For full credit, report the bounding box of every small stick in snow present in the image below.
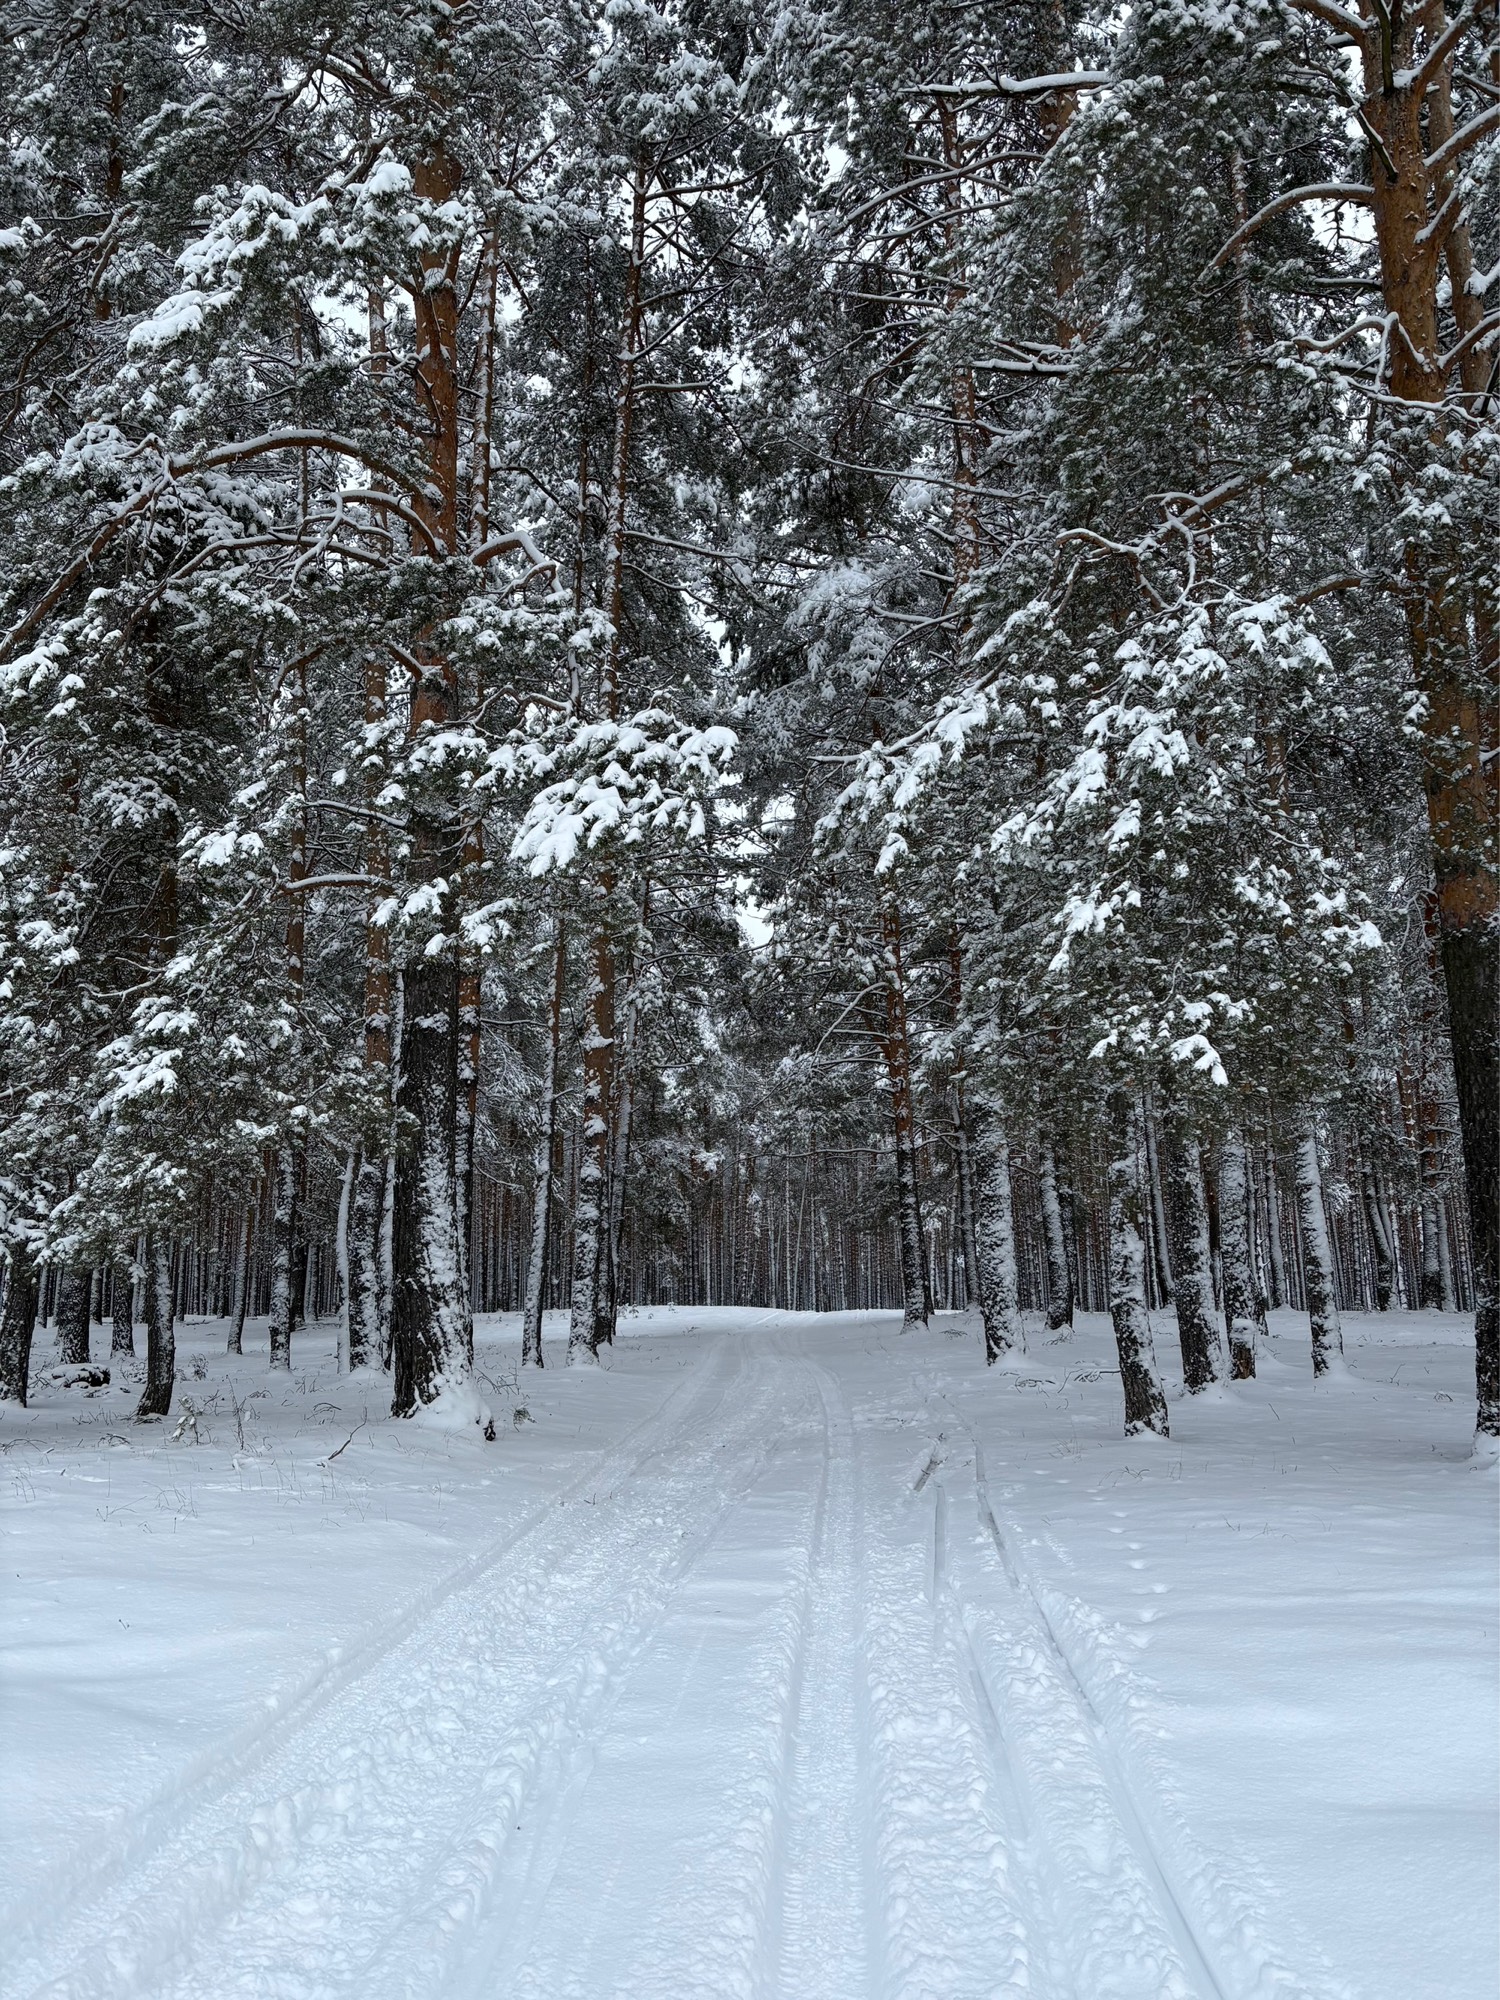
[324,1422,366,1464]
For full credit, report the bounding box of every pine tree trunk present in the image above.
[355,644,394,1371]
[523,924,566,1368]
[568,931,614,1364]
[1142,1101,1174,1306]
[112,1256,137,1357]
[1263,1143,1288,1308]
[1038,1136,1074,1332]
[604,962,641,1345]
[348,1152,385,1369]
[971,1108,1023,1363]
[880,896,928,1332]
[1436,1193,1458,1313]
[135,1234,175,1419]
[1294,1118,1344,1377]
[0,1250,38,1404]
[1218,1132,1259,1378]
[1359,1142,1396,1310]
[391,951,472,1413]
[227,1210,251,1355]
[268,1145,296,1369]
[1343,11,1498,1436]
[1107,1092,1169,1435]
[1161,1114,1223,1392]
[54,1269,91,1366]
[951,1091,979,1311]
[1444,926,1498,1430]
[334,1151,354,1368]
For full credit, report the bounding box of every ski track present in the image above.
[11,1335,775,2000]
[8,1318,1345,2000]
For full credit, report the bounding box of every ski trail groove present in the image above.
[10,1338,791,2000]
[3,1333,728,1969]
[762,1335,870,2000]
[965,1430,1229,1999]
[489,1324,852,2000]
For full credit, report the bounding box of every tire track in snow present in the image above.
[10,1337,800,2000]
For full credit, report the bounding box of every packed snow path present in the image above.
[4,1310,1495,1999]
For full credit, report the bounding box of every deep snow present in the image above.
[1,1306,1494,1999]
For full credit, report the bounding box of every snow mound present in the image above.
[409,1378,495,1437]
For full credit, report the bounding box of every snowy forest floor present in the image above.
[1,1307,1494,2000]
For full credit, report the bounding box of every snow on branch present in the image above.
[907,72,1110,100]
[1209,184,1375,271]
[498,711,737,875]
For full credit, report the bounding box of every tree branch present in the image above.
[1209,184,1375,269]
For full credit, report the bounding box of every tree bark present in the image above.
[135,1234,175,1419]
[1262,1143,1288,1308]
[951,1092,979,1311]
[1218,1132,1259,1379]
[1294,1117,1344,1378]
[523,924,566,1367]
[54,1269,91,1366]
[268,1145,296,1369]
[971,1108,1024,1363]
[1142,1101,1174,1306]
[334,1151,354,1368]
[353,644,394,1371]
[1107,1092,1170,1436]
[1162,1113,1224,1392]
[112,1256,137,1358]
[569,931,614,1364]
[348,1150,385,1370]
[1358,1140,1396,1310]
[880,895,929,1332]
[227,1209,251,1355]
[0,1250,38,1404]
[1038,1136,1075,1332]
[391,954,472,1413]
[1331,1,1498,1433]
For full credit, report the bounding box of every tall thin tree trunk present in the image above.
[1294,1117,1344,1377]
[1107,1092,1169,1436]
[112,1255,137,1358]
[1358,1140,1396,1310]
[135,1234,175,1419]
[880,896,928,1332]
[352,646,394,1371]
[348,1151,384,1371]
[971,1108,1023,1363]
[1142,1100,1174,1306]
[0,1250,38,1404]
[335,1151,355,1369]
[1219,1131,1259,1379]
[391,952,471,1412]
[268,1146,297,1369]
[523,923,566,1368]
[1038,1136,1075,1332]
[227,1209,251,1355]
[1263,1142,1288,1308]
[1161,1112,1223,1392]
[569,933,614,1364]
[1341,7,1498,1435]
[54,1270,91,1366]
